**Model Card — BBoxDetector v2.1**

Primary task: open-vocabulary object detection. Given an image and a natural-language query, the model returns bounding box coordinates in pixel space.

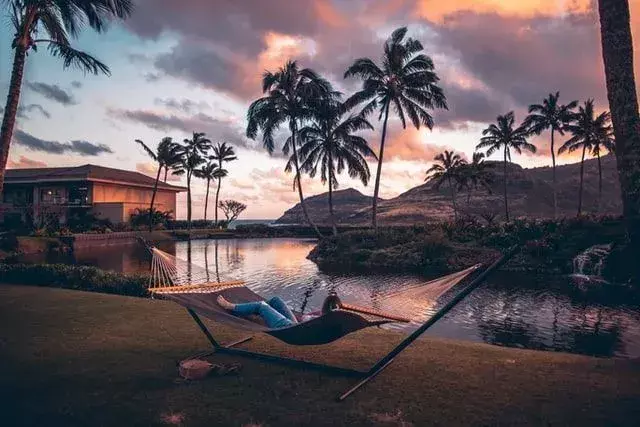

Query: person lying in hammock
[217,292,342,329]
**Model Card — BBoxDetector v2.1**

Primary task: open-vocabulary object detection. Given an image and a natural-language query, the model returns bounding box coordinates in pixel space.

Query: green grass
[1,285,639,426]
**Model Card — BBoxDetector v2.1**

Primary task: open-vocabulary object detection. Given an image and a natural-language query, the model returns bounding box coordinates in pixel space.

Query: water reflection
[15,237,640,358]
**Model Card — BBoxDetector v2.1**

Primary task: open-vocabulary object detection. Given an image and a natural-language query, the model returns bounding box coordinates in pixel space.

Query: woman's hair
[322,291,342,314]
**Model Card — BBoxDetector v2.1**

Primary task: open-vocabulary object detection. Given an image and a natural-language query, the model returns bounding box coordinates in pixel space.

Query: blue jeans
[232,296,298,329]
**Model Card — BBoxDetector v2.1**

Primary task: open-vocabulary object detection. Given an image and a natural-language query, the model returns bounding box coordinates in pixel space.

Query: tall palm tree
[210,142,237,226]
[591,127,616,213]
[523,92,578,218]
[0,0,133,195]
[173,132,211,230]
[344,26,448,231]
[247,60,336,238]
[194,162,222,222]
[135,137,181,230]
[559,100,612,216]
[598,0,640,273]
[297,101,377,235]
[425,150,467,220]
[476,112,535,221]
[459,152,494,205]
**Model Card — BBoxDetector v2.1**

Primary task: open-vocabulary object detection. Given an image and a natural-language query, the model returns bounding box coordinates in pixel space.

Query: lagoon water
[19,237,640,358]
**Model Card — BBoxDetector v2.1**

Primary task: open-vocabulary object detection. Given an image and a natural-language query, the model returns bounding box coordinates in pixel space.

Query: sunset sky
[1,0,638,219]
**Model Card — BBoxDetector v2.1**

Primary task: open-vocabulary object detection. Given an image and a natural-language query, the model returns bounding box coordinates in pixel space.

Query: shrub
[130,208,173,229]
[0,264,149,297]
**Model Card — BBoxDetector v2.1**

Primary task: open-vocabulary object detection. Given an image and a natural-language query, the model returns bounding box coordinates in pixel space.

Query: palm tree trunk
[598,0,640,272]
[503,148,509,221]
[164,167,168,183]
[328,154,337,236]
[0,45,28,196]
[148,165,162,231]
[449,176,458,221]
[372,102,391,231]
[597,152,603,214]
[204,178,210,222]
[214,176,221,226]
[290,121,322,238]
[551,128,558,218]
[186,172,192,232]
[577,145,587,216]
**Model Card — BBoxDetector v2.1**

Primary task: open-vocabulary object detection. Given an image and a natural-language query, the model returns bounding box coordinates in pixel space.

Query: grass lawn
[1,285,639,427]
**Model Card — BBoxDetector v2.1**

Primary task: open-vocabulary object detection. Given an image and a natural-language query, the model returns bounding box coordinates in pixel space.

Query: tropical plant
[247,61,336,238]
[209,142,237,225]
[598,0,640,279]
[425,150,467,220]
[135,137,181,231]
[559,100,612,216]
[523,92,578,218]
[459,152,495,205]
[129,207,172,229]
[476,112,535,221]
[344,26,448,230]
[172,132,210,230]
[297,100,377,235]
[219,200,247,224]
[194,162,222,222]
[0,0,133,195]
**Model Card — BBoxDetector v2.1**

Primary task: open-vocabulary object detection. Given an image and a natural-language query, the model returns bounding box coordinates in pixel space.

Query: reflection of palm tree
[204,240,210,282]
[214,240,221,283]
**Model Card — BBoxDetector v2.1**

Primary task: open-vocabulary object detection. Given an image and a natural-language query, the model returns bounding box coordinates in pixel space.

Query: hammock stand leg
[187,309,366,378]
[337,246,520,402]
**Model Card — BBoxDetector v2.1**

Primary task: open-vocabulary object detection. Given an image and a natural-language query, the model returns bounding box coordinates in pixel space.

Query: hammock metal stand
[173,246,518,401]
[186,308,367,377]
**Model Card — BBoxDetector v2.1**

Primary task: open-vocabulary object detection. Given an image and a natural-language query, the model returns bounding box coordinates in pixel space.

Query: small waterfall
[572,244,613,282]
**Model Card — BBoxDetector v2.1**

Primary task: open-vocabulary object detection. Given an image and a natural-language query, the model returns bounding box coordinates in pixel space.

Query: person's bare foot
[217,295,236,311]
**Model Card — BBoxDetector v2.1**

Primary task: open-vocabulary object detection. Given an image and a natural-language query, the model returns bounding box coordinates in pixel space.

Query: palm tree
[194,162,222,222]
[210,142,237,226]
[135,137,181,231]
[247,60,336,237]
[476,112,535,221]
[459,152,494,205]
[598,0,640,274]
[425,150,467,220]
[173,132,211,230]
[344,26,448,231]
[297,101,377,235]
[523,92,578,218]
[559,100,612,216]
[0,0,133,195]
[591,126,616,213]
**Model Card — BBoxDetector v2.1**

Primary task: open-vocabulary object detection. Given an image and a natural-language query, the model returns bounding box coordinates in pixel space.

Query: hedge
[0,264,150,297]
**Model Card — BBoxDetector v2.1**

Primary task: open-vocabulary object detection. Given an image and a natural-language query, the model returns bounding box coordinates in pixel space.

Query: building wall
[91,182,178,223]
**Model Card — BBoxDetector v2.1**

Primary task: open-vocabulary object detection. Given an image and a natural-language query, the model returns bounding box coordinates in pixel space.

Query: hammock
[143,242,519,401]
[147,246,479,345]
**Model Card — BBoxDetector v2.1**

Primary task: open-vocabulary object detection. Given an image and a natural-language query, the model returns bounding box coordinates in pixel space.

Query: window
[68,186,89,205]
[40,188,65,205]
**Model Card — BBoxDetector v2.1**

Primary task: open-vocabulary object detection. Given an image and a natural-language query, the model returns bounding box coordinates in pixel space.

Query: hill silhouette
[276,155,621,225]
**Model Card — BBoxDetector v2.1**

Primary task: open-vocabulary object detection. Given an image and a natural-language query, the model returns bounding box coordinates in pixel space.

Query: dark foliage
[0,264,148,297]
[129,208,172,228]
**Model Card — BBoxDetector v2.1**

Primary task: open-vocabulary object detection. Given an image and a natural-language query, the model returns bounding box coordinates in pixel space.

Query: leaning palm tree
[247,60,337,237]
[523,92,578,218]
[173,132,211,230]
[297,100,377,235]
[344,26,448,231]
[194,162,222,222]
[591,125,616,213]
[559,100,611,216]
[598,0,640,273]
[0,0,133,194]
[476,112,535,221]
[210,142,237,226]
[425,150,467,220]
[135,137,181,231]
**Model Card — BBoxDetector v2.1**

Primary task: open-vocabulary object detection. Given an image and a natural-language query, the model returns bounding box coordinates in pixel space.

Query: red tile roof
[5,164,186,192]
